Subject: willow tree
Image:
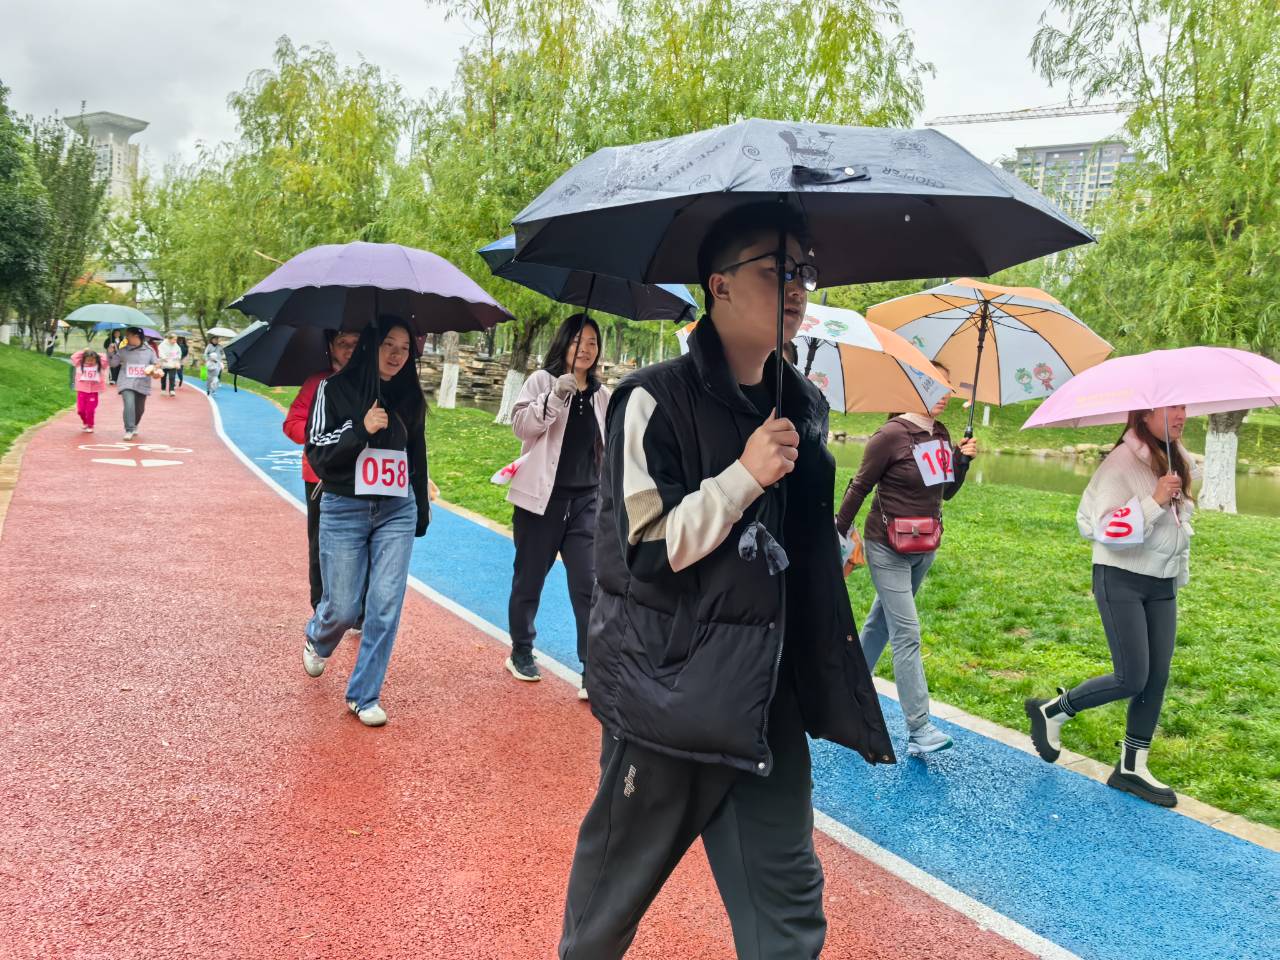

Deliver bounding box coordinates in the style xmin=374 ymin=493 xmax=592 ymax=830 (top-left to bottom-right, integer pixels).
xmin=1033 ymin=0 xmax=1280 ymax=512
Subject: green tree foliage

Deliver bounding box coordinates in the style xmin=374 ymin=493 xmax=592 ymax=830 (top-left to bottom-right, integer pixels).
xmin=0 ymin=83 xmax=51 ymax=324
xmin=1031 ymin=0 xmax=1280 ymax=510
xmin=17 ymin=111 xmax=107 ymax=346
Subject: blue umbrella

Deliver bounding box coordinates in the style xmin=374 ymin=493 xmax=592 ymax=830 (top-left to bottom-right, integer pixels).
xmin=477 ymin=234 xmax=697 ymax=321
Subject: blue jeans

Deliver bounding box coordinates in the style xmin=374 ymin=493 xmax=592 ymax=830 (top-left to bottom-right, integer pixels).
xmin=306 ymin=492 xmax=417 ymax=710
xmin=860 ymin=538 xmax=937 ymax=733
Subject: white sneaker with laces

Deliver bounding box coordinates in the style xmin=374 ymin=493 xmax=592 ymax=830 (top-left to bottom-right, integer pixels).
xmin=907 ymin=721 xmax=954 ymax=757
xmin=122 ymin=431 xmax=134 ymax=441
xmin=302 ymin=639 xmax=327 ymax=677
xmin=348 ymin=700 xmax=387 ymax=726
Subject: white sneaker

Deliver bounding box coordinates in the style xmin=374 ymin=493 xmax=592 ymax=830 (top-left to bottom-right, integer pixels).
xmin=81 ymin=426 xmax=92 ymax=432
xmin=577 ymin=686 xmax=590 ymax=701
xmin=122 ymin=432 xmax=134 ymax=441
xmin=348 ymin=700 xmax=387 ymax=727
xmin=302 ymin=639 xmax=327 ymax=677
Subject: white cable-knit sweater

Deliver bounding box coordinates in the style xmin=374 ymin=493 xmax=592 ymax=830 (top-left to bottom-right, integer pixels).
xmin=1076 ymin=431 xmax=1198 ymax=587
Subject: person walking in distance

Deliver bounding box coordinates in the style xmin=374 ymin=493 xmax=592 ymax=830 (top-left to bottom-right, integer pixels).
xmin=69 ymin=348 xmax=108 ymax=432
xmin=1027 ymin=406 xmax=1197 ymax=808
xmin=284 ymin=328 xmax=361 ymax=612
xmin=558 ymin=203 xmax=893 ymax=959
xmin=158 ymin=333 xmax=182 ymax=397
xmin=834 ymin=365 xmax=977 ymax=756
xmin=203 ymin=337 xmax=226 ymax=394
xmin=107 ymin=327 xmax=159 ymax=441
xmin=504 ymin=314 xmax=610 ymax=697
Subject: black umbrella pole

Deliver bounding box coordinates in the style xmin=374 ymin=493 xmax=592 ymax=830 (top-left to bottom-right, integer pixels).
xmin=965 ymin=306 xmax=989 ymax=439
xmin=775 ymin=231 xmax=785 ymax=416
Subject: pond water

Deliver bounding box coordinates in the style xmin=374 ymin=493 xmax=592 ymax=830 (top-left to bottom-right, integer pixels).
xmin=829 ymin=441 xmax=1280 ymax=518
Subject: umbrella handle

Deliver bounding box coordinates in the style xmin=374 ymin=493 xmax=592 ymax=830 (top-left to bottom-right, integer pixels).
xmin=774 ymin=227 xmax=785 ymax=416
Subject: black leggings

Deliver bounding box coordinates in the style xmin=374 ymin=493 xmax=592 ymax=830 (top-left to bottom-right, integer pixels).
xmin=508 ymin=491 xmax=597 ymax=665
xmin=162 ymin=369 xmax=179 ymax=392
xmin=1065 ymin=565 xmax=1178 ymax=745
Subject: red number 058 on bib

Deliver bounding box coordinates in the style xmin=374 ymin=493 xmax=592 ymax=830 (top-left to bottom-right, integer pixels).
xmin=355 ymin=447 xmax=410 ymax=497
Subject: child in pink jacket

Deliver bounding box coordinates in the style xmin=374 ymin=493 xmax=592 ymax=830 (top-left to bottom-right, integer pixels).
xmin=69 ymin=349 xmax=107 ymax=432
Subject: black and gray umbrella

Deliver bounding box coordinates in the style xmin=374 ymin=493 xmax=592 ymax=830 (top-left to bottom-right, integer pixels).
xmin=478 ymin=234 xmax=698 ymax=321
xmin=223 ymin=320 xmax=335 ymax=387
xmin=512 ymin=119 xmax=1093 ymax=410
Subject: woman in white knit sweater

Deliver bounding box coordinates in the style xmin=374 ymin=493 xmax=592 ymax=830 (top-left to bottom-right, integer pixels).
xmin=1026 ymin=405 xmax=1197 ymax=808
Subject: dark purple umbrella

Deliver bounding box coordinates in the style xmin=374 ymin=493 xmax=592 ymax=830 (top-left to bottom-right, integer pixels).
xmin=229 ymin=241 xmax=514 ymax=335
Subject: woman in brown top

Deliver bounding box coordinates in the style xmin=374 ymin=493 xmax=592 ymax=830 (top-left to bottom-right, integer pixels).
xmin=836 ymin=368 xmax=977 ymax=756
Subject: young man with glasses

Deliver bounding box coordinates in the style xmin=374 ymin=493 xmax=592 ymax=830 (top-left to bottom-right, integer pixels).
xmin=557 ymin=202 xmax=894 ymax=959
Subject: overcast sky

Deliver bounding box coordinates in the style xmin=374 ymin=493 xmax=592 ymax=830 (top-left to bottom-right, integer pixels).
xmin=3 ymin=0 xmax=1128 ymax=170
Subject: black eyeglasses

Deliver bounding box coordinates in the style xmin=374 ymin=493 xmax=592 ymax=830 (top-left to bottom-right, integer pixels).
xmin=714 ymin=252 xmax=820 ymax=292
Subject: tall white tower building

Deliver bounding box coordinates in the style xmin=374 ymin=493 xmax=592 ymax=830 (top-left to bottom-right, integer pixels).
xmin=64 ymin=111 xmax=149 ymax=203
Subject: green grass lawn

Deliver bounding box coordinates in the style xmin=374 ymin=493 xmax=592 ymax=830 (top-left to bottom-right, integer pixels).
xmin=0 ymin=344 xmax=76 ymax=458
xmin=423 ymin=406 xmax=1280 ymax=828
xmin=831 ymin=400 xmax=1280 ymax=469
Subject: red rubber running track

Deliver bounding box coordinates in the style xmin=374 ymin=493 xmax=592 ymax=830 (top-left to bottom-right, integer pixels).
xmin=0 ymin=385 xmax=1034 ymax=959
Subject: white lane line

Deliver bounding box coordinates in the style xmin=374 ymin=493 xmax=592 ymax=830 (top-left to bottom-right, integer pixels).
xmin=197 ymin=382 xmax=1076 ymax=960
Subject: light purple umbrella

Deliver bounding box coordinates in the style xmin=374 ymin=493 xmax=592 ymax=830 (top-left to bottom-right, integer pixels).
xmin=229 ymin=241 xmax=514 ymax=335
xmin=1022 ymin=347 xmax=1280 ymax=458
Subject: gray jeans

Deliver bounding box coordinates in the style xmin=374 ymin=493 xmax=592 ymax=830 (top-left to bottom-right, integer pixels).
xmin=120 ymin=389 xmax=147 ymax=433
xmin=861 ymin=537 xmax=937 ymax=732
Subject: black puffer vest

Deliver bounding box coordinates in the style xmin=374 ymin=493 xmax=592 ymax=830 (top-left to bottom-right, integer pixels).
xmin=588 ymin=316 xmax=894 ymax=775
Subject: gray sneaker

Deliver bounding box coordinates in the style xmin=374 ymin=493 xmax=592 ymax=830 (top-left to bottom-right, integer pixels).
xmin=907 ymin=721 xmax=954 ymax=757
xmin=505 ymin=650 xmax=541 ymax=682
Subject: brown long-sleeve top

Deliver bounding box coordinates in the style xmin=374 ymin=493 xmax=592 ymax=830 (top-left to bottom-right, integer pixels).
xmin=836 ymin=417 xmax=971 ymax=547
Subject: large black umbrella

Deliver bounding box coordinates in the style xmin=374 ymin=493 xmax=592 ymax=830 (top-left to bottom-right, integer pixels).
xmin=512 ymin=120 xmax=1093 ymax=411
xmin=224 ymin=320 xmax=335 ymax=387
xmin=478 ymin=234 xmax=698 ymax=321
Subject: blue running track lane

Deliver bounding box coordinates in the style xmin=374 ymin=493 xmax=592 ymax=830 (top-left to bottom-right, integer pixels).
xmin=202 ymin=380 xmax=1279 ymax=960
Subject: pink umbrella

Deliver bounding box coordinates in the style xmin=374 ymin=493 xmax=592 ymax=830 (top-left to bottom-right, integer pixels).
xmin=1022 ymin=347 xmax=1280 ymax=429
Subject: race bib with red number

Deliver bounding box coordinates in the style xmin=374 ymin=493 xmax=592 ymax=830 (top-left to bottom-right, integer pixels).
xmin=1097 ymin=496 xmax=1144 ymax=546
xmin=79 ymin=367 xmax=101 ymax=382
xmin=125 ymin=363 xmax=149 ymax=379
xmin=355 ymin=447 xmax=410 ymax=497
xmin=911 ymin=439 xmax=955 ymax=488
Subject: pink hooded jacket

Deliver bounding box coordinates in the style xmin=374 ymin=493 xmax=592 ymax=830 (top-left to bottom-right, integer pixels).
xmin=69 ymin=351 xmax=109 ymax=393
xmin=506 ymin=368 xmax=609 ymax=516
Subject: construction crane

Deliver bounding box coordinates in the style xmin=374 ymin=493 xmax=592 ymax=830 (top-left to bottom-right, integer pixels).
xmin=925 ymin=102 xmax=1133 ymax=126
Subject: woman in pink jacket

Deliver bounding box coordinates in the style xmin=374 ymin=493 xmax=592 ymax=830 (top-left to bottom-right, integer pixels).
xmin=69 ymin=349 xmax=108 ymax=432
xmin=505 ymin=314 xmax=610 ymax=695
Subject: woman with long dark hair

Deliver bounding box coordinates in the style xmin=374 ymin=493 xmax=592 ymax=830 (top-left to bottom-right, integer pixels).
xmin=303 ymin=316 xmax=431 ymax=726
xmin=1027 ymin=406 xmax=1196 ymax=807
xmin=504 ymin=314 xmax=610 ymax=695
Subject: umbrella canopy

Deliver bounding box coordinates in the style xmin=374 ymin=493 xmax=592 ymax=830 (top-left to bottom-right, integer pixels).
xmin=141 ymin=328 xmax=164 ymax=340
xmin=1022 ymin=347 xmax=1280 ymax=429
xmin=678 ymin=304 xmax=952 ymax=414
xmin=205 ymin=326 xmax=239 ymax=338
xmin=867 ymin=278 xmax=1112 ymax=436
xmin=478 ymin=234 xmax=697 ymax=321
xmin=224 ymin=321 xmax=336 ymax=387
xmin=69 ymin=303 xmax=152 ymax=331
xmin=230 ymin=241 xmax=513 ymax=336
xmin=512 ymin=119 xmax=1093 ymax=286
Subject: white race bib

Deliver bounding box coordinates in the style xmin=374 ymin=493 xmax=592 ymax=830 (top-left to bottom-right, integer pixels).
xmin=911 ymin=439 xmax=955 ymax=487
xmin=79 ymin=367 xmax=101 ymax=382
xmin=125 ymin=363 xmax=149 ymax=379
xmin=355 ymin=447 xmax=410 ymax=497
xmin=1096 ymin=496 xmax=1144 ymax=546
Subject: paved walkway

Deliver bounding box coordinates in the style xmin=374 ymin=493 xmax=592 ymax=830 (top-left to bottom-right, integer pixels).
xmin=0 ymin=381 xmax=1276 ymax=960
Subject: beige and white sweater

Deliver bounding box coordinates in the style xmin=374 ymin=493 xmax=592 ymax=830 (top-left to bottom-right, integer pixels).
xmin=1076 ymin=431 xmax=1198 ymax=587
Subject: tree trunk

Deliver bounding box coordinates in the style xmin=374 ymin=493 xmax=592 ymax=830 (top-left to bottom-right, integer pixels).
xmin=436 ymin=331 xmax=461 ymax=409
xmin=494 ymin=317 xmax=545 ymax=425
xmin=1199 ymin=409 xmax=1246 ymax=513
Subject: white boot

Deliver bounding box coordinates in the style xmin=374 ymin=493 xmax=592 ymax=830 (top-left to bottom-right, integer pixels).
xmin=1108 ymin=741 xmax=1177 ymax=807
xmin=1025 ymin=687 xmax=1072 ymax=763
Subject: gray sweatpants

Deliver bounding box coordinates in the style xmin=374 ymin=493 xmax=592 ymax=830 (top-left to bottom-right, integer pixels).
xmin=1065 ymin=564 xmax=1178 ymax=744
xmin=861 ymin=538 xmax=937 ymax=732
xmin=121 ymin=389 xmax=148 ymax=433
xmin=559 ymin=675 xmax=825 ymax=959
